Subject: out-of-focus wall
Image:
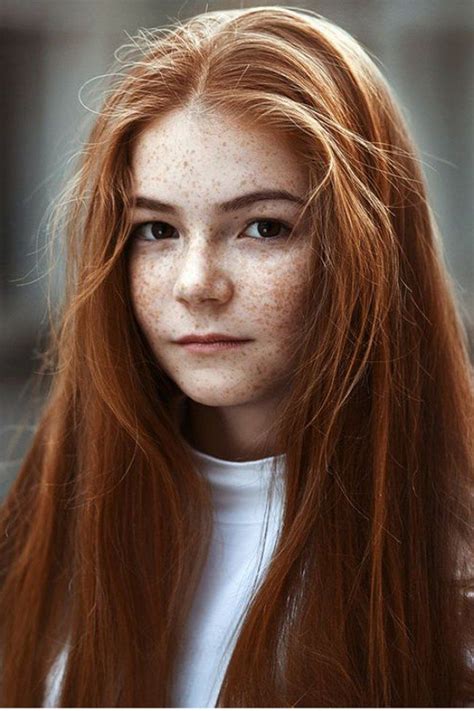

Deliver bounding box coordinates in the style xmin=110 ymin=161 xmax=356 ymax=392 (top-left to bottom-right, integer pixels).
xmin=1 ymin=0 xmax=473 ymax=498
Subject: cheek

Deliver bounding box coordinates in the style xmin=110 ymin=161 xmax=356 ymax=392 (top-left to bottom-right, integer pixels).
xmin=128 ymin=254 xmax=165 ymax=333
xmin=253 ymin=257 xmax=309 ymax=338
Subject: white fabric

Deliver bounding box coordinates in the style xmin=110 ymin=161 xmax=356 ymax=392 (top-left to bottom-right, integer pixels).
xmin=43 ymin=444 xmax=285 ymax=707
xmin=171 ymin=445 xmax=285 ymax=707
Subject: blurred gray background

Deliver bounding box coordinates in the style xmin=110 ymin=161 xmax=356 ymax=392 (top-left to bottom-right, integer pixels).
xmin=1 ymin=0 xmax=473 ymax=499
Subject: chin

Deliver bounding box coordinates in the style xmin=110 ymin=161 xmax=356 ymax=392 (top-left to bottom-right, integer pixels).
xmin=178 ymin=382 xmax=257 ymax=409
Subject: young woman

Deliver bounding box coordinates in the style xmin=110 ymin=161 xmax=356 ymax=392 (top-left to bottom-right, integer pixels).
xmin=1 ymin=6 xmax=472 ymax=707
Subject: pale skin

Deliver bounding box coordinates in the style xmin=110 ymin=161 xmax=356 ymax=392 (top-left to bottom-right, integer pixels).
xmin=127 ymin=105 xmax=311 ymax=461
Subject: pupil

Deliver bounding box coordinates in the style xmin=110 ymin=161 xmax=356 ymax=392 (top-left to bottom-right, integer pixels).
xmin=259 ymin=220 xmax=280 ymax=238
xmin=151 ymin=222 xmax=174 ymax=239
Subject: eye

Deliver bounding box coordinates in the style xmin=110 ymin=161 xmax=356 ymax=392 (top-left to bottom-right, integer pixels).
xmin=243 ymin=219 xmax=292 ymax=240
xmin=130 ymin=219 xmax=292 ymax=242
xmin=131 ymin=221 xmax=178 ymax=241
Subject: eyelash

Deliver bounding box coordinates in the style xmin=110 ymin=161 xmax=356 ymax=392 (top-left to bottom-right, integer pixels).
xmin=130 ymin=218 xmax=292 ymax=243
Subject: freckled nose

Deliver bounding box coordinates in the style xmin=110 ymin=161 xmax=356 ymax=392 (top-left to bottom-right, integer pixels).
xmin=172 ymin=242 xmax=233 ymax=305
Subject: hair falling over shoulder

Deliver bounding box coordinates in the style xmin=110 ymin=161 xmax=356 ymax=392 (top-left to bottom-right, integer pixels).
xmin=1 ymin=6 xmax=473 ymax=706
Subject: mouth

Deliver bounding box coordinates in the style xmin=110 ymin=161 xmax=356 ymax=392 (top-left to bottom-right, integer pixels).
xmin=175 ymin=339 xmax=253 ymax=353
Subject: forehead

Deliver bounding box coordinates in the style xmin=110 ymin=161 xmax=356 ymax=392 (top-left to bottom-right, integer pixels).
xmin=131 ymin=107 xmax=309 ymax=202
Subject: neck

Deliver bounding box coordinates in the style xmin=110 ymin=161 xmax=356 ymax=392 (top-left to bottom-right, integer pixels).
xmin=181 ymin=397 xmax=284 ymax=462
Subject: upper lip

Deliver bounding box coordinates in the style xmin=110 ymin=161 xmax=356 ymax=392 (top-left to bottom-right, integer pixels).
xmin=175 ymin=333 xmax=251 ymax=344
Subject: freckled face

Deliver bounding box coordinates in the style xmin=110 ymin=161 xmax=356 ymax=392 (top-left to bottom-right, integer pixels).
xmin=127 ymin=106 xmax=311 ymax=409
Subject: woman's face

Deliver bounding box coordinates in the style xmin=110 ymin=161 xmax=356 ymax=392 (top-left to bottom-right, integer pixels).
xmin=128 ymin=106 xmax=311 ymax=413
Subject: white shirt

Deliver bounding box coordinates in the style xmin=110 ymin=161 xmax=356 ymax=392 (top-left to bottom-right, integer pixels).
xmin=171 ymin=444 xmax=285 ymax=707
xmin=43 ymin=444 xmax=285 ymax=707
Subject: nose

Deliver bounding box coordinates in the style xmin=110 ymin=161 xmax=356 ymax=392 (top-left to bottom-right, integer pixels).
xmin=172 ymin=238 xmax=233 ymax=305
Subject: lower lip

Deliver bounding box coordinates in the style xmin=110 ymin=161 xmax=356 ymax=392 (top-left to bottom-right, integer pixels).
xmin=177 ymin=340 xmax=252 ymax=353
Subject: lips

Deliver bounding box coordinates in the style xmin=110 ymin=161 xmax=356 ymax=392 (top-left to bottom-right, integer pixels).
xmin=175 ymin=333 xmax=251 ymax=344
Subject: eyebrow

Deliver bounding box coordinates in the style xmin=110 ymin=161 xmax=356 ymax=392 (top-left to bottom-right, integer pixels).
xmin=131 ymin=190 xmax=305 ymax=214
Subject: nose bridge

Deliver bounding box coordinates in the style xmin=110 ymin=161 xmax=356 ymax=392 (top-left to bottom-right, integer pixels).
xmin=173 ymin=230 xmax=231 ymax=303
xmin=178 ymin=231 xmax=216 ymax=282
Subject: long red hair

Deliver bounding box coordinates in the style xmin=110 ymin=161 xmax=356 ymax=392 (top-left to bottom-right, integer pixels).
xmin=1 ymin=6 xmax=472 ymax=706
